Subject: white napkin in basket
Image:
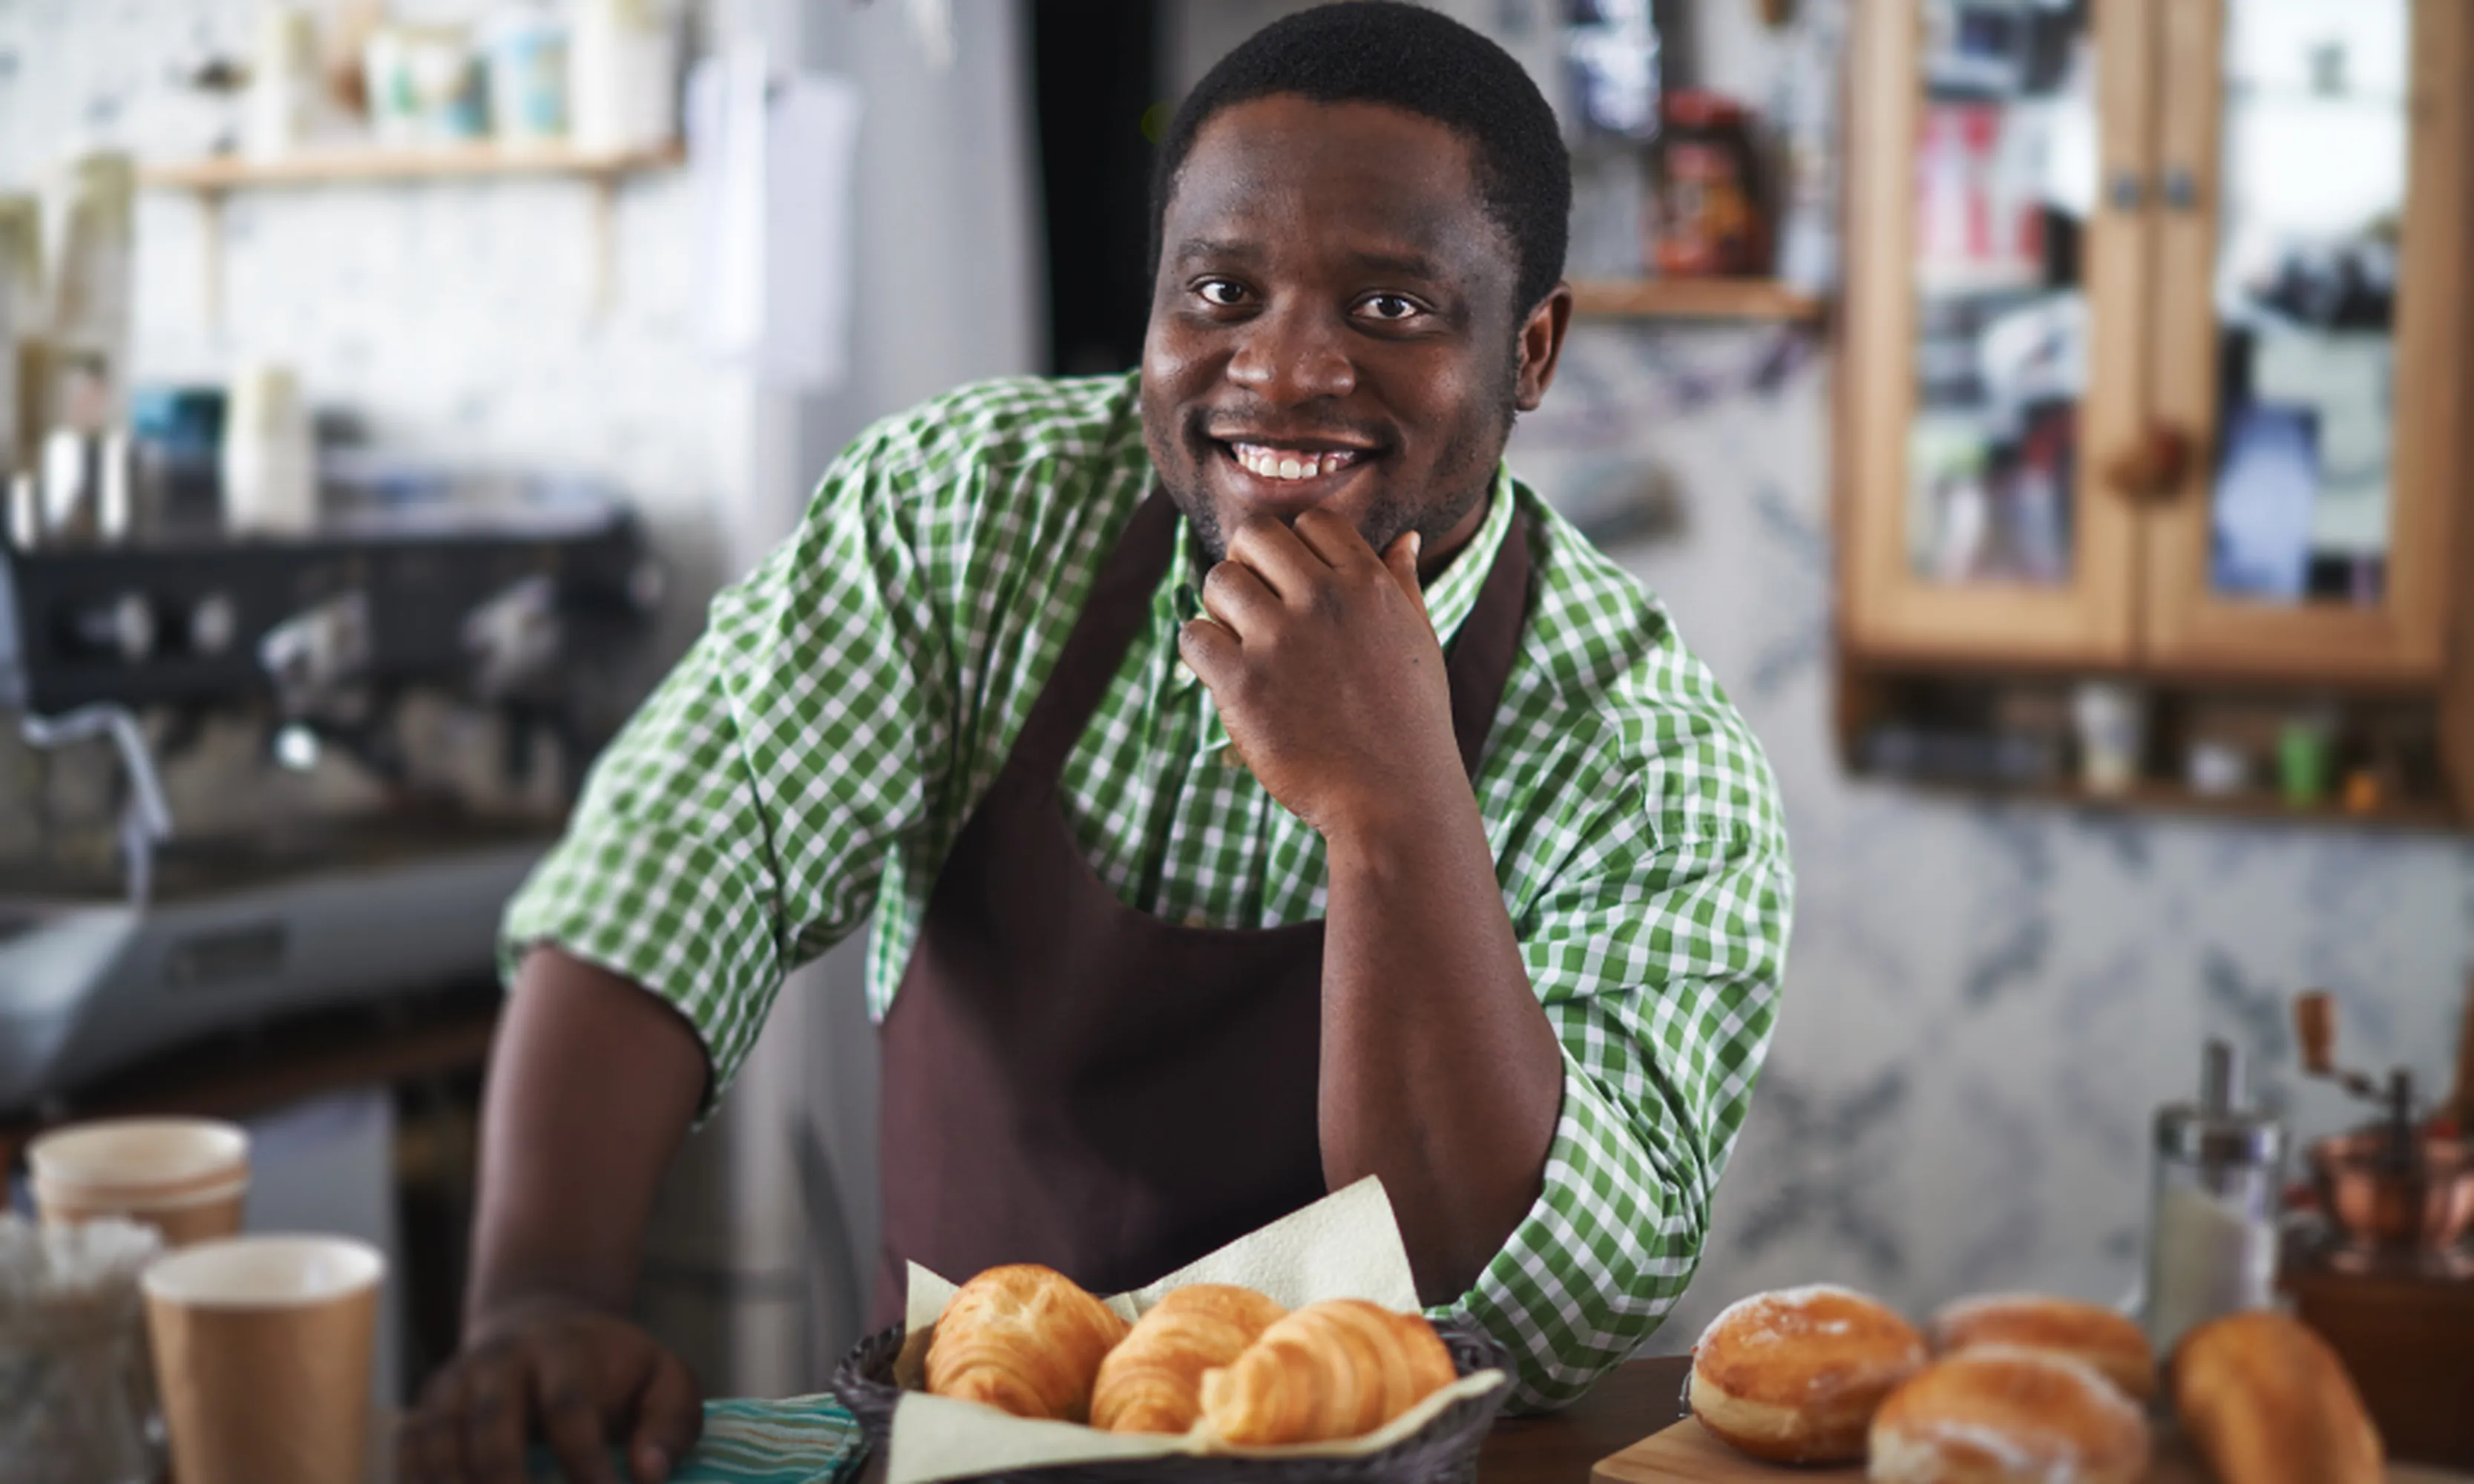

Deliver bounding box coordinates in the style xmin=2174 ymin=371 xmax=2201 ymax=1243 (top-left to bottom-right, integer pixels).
xmin=886 ymin=1176 xmax=1507 ymax=1484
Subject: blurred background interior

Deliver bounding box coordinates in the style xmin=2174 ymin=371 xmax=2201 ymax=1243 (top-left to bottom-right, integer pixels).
xmin=4 ymin=0 xmax=2473 ymax=1418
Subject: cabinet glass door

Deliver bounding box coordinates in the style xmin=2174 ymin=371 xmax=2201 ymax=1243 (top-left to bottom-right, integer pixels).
xmin=1841 ymin=0 xmax=2149 ymax=665
xmin=2143 ymin=0 xmax=2470 ymax=680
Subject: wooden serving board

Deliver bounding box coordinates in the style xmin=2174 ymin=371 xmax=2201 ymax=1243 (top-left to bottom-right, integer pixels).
xmin=1591 ymin=1419 xmax=2473 ymax=1484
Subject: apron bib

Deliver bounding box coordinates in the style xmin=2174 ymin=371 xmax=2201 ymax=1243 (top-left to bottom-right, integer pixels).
xmin=872 ymin=490 xmax=1531 ymax=1322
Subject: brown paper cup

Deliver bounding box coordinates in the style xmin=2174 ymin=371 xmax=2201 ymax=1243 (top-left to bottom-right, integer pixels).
xmin=30 ymin=1117 xmax=250 ymax=1250
xmin=36 ymin=1174 xmax=249 ymax=1247
xmin=29 ymin=1117 xmax=249 ymax=1194
xmin=143 ymin=1235 xmax=385 ymax=1484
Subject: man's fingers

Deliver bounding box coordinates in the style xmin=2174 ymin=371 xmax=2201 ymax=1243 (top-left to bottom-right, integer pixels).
xmin=404 ymin=1367 xmax=473 ymax=1484
xmin=1177 ymin=617 xmax=1240 ymax=688
xmin=627 ymin=1351 xmax=704 ymax=1484
xmin=462 ymin=1350 xmax=534 ymax=1484
xmin=1224 ymin=516 xmax=1327 ymax=600
xmin=534 ymin=1344 xmax=620 ymax=1484
xmin=1292 ymin=506 xmax=1379 ymax=572
xmin=1198 ymin=557 xmax=1278 ymax=637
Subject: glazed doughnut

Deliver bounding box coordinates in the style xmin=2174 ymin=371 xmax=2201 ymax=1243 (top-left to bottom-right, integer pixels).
xmin=1929 ymin=1293 xmax=2156 ymax=1400
xmin=1689 ymin=1284 xmax=1928 ymax=1463
xmin=1868 ymin=1345 xmax=2150 ymax=1484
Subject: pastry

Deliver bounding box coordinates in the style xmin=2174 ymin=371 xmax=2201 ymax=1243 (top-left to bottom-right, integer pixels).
xmin=922 ymin=1264 xmax=1131 ymax=1422
xmin=1868 ymin=1345 xmax=2150 ymax=1483
xmin=1092 ymin=1284 xmax=1287 ymax=1434
xmin=1198 ymin=1298 xmax=1457 ymax=1445
xmin=1689 ymin=1284 xmax=1927 ymax=1463
xmin=2172 ymin=1310 xmax=2382 ymax=1484
xmin=1929 ymin=1293 xmax=2156 ymax=1399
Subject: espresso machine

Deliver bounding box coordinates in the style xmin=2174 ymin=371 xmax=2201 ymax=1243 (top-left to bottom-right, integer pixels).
xmin=0 ymin=500 xmax=660 ymax=1112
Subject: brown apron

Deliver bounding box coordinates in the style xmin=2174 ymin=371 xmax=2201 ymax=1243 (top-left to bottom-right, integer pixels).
xmin=871 ymin=490 xmax=1532 ymax=1324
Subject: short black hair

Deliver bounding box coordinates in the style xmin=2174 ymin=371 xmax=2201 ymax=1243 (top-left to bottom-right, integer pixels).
xmin=1148 ymin=1 xmax=1571 ymax=317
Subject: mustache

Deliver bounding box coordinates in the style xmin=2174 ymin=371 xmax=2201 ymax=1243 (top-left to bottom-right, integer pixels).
xmin=1186 ymin=405 xmax=1393 ymax=451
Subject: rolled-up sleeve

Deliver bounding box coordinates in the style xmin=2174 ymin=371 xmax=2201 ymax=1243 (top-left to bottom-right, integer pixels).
xmin=500 ymin=628 xmax=787 ymax=1074
xmin=1437 ymin=702 xmax=1791 ymax=1411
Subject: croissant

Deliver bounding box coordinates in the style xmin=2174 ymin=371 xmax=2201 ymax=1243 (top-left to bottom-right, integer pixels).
xmin=1198 ymin=1298 xmax=1457 ymax=1445
xmin=923 ymin=1264 xmax=1131 ymax=1422
xmin=1092 ymin=1284 xmax=1288 ymax=1434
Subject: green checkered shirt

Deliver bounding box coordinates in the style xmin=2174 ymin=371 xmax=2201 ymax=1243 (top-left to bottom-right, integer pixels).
xmin=503 ymin=372 xmax=1791 ymax=1413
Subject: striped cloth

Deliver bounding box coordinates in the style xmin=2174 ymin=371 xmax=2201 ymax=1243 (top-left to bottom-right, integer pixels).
xmin=526 ymin=1396 xmax=864 ymax=1484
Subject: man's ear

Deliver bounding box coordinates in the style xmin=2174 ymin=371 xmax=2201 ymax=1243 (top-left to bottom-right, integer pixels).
xmin=1513 ymin=283 xmax=1573 ymax=413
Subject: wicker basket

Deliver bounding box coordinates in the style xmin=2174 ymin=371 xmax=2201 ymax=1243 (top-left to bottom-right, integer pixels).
xmin=827 ymin=1315 xmax=1512 ymax=1484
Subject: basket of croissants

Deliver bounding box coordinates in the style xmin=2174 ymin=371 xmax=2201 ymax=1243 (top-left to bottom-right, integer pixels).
xmin=829 ymin=1262 xmax=1512 ymax=1484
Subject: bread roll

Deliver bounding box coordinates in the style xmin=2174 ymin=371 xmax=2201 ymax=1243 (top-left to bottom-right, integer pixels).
xmin=1690 ymin=1285 xmax=1927 ymax=1463
xmin=1930 ymin=1293 xmax=2156 ymax=1399
xmin=1198 ymin=1298 xmax=1457 ymax=1445
xmin=1868 ymin=1346 xmax=2149 ymax=1484
xmin=2173 ymin=1310 xmax=2381 ymax=1484
xmin=922 ymin=1264 xmax=1131 ymax=1422
xmin=1092 ymin=1284 xmax=1287 ymax=1434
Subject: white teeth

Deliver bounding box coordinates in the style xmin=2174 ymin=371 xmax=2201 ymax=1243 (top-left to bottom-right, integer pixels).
xmin=1230 ymin=443 xmax=1360 ymax=482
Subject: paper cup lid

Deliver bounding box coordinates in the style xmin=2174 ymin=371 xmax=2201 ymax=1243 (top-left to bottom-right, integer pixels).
xmin=144 ymin=1235 xmax=385 ymax=1309
xmin=29 ymin=1117 xmax=249 ymax=1192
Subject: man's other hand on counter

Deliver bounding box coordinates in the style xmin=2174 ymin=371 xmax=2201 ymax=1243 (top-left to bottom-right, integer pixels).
xmin=398 ymin=1293 xmax=703 ymax=1484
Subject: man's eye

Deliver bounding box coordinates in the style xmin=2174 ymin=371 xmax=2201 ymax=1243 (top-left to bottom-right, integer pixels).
xmin=1359 ymin=294 xmax=1420 ymax=322
xmin=1196 ymin=280 xmax=1247 ymax=307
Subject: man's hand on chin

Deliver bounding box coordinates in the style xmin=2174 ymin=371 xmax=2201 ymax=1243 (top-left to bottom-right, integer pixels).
xmin=1175 ymin=507 xmax=1465 ymax=847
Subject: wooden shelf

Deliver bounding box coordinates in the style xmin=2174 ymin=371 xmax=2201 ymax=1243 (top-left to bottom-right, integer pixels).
xmin=1872 ymin=772 xmax=2461 ymax=833
xmin=137 ymin=142 xmax=683 ymax=323
xmin=138 ymin=141 xmax=683 ymax=191
xmin=1567 ymin=277 xmax=1827 ymax=322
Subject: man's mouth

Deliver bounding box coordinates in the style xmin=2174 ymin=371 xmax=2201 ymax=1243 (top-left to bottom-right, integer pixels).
xmin=1223 ymin=441 xmax=1370 ymax=482
xmin=1207 ymin=433 xmax=1385 ymax=508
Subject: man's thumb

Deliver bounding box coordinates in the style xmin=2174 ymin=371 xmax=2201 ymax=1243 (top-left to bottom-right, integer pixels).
xmin=1385 ymin=530 xmax=1425 ymax=608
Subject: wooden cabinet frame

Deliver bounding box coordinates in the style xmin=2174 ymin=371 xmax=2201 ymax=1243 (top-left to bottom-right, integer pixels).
xmin=1836 ymin=0 xmax=2474 ymax=826
xmin=2141 ymin=0 xmax=2471 ymax=684
xmin=1840 ymin=0 xmax=2474 ymax=677
xmin=1840 ymin=0 xmax=2159 ymax=667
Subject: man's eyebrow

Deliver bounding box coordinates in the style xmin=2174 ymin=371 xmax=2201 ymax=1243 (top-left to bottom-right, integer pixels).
xmin=1342 ymin=248 xmax=1446 ymax=282
xmin=1169 ymin=239 xmax=1451 ymax=283
xmin=1170 ymin=237 xmax=1263 ymax=266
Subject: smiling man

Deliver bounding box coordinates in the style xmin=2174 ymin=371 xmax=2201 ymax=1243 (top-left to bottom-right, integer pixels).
xmin=401 ymin=5 xmax=1790 ymax=1482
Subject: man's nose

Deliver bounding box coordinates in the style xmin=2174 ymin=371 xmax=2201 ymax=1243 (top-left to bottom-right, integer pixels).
xmin=1224 ymin=302 xmax=1356 ymax=402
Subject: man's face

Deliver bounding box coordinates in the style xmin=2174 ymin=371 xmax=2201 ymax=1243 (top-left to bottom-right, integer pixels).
xmin=1141 ymin=96 xmax=1567 ymax=566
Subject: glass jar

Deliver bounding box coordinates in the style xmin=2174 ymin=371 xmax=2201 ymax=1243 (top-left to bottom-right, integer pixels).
xmin=0 ymin=1298 xmax=157 ymax=1484
xmin=1647 ymin=90 xmax=1770 ymax=277
xmin=2144 ymin=1042 xmax=2288 ymax=1356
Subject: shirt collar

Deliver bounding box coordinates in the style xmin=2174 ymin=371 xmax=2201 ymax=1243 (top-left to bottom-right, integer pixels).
xmin=1161 ymin=465 xmax=1518 ymax=754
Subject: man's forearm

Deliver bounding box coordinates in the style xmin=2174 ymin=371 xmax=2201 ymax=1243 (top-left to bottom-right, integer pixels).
xmin=467 ymin=948 xmax=709 ymax=1327
xmin=1319 ymin=783 xmax=1564 ymax=1306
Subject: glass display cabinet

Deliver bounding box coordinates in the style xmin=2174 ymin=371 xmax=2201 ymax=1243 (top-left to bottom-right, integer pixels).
xmin=1836 ymin=0 xmax=2473 ymax=825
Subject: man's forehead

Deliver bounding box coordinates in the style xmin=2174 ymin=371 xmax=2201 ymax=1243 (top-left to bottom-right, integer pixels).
xmin=1165 ymin=95 xmax=1499 ymax=263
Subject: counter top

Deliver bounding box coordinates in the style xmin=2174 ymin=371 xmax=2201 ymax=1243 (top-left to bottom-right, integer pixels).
xmin=1478 ymin=1358 xmax=1690 ymax=1482
xmin=833 ymin=1357 xmax=1691 ymax=1484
